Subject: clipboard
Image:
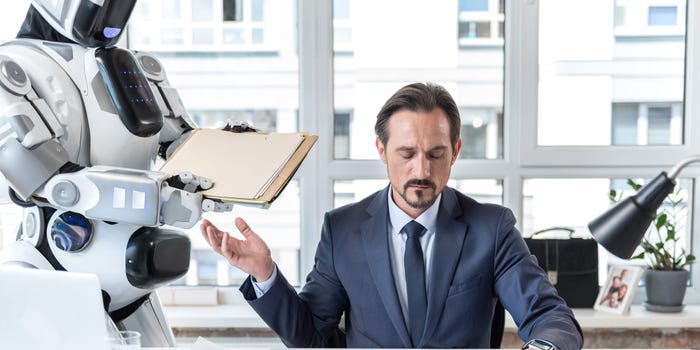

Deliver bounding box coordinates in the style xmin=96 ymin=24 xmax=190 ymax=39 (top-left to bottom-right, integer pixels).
xmin=160 ymin=128 xmax=317 ymax=207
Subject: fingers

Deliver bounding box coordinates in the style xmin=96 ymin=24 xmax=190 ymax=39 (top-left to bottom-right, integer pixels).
xmin=235 ymin=217 xmax=256 ymax=239
xmin=221 ymin=229 xmax=232 ymax=258
xmin=205 ymin=226 xmax=223 ymax=254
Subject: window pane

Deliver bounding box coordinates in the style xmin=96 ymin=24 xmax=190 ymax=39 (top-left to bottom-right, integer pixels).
xmin=192 ymin=0 xmax=213 ymax=21
xmin=523 ymin=178 xmax=691 ymax=283
xmin=334 ymin=0 xmax=350 ymax=19
xmin=128 ymin=0 xmax=300 ymax=286
xmin=223 ymin=0 xmax=243 ymax=22
xmin=192 ymin=28 xmax=214 ymax=45
xmin=458 ymin=21 xmax=491 ymax=39
xmin=251 ymin=0 xmax=265 ymax=21
xmin=162 ymin=0 xmax=181 ymax=20
xmin=333 ymin=0 xmax=504 ymax=160
xmin=160 ymin=28 xmax=184 ymax=45
xmin=459 ymin=0 xmax=489 ymax=12
xmin=648 ymin=6 xmax=677 ymax=26
xmin=537 ymin=0 xmax=686 ymax=146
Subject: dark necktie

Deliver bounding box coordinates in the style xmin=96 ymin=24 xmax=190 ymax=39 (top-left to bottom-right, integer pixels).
xmin=403 ymin=220 xmax=427 ymax=347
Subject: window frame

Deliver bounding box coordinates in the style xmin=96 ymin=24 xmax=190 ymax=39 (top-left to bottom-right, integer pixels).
xmin=300 ymin=0 xmax=700 ymax=303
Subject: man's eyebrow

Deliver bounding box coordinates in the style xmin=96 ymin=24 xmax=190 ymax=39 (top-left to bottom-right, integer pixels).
xmin=395 ymin=145 xmax=448 ymax=152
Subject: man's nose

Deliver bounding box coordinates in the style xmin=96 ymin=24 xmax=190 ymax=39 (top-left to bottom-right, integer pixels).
xmin=412 ymin=154 xmax=431 ymax=178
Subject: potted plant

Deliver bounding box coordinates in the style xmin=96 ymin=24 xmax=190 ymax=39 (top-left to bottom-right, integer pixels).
xmin=610 ymin=178 xmax=696 ymax=312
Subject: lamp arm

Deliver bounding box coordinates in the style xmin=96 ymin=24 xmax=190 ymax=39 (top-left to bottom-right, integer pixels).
xmin=667 ymin=155 xmax=700 ymax=180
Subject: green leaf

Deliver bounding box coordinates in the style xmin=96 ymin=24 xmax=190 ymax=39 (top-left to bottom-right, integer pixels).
xmin=656 ymin=213 xmax=667 ymax=230
xmin=631 ymin=252 xmax=645 ymax=260
xmin=627 ymin=178 xmax=642 ymax=191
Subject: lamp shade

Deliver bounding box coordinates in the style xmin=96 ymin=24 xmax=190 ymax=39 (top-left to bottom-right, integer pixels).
xmin=587 ymin=173 xmax=675 ymax=259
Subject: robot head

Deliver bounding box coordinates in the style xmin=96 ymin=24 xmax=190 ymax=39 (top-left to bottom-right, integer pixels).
xmin=29 ymin=0 xmax=137 ymax=47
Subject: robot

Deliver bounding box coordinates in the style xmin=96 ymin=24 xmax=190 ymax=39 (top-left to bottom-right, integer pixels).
xmin=0 ymin=0 xmax=234 ymax=346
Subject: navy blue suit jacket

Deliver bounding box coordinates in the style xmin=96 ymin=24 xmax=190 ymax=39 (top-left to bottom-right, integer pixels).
xmin=240 ymin=186 xmax=583 ymax=349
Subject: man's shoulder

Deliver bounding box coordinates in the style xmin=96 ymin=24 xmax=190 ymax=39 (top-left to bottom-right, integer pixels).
xmin=448 ymin=187 xmax=507 ymax=211
xmin=328 ymin=186 xmax=386 ymax=218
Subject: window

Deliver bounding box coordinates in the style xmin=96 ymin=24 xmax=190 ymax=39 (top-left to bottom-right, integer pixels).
xmin=537 ymin=0 xmax=686 ymax=146
xmin=334 ymin=111 xmax=352 ymax=159
xmin=0 ymin=0 xmax=700 ymax=307
xmin=459 ymin=0 xmax=489 ymax=12
xmin=522 ymin=0 xmax=700 ymax=301
xmin=223 ymin=0 xmax=243 ymax=22
xmin=129 ymin=0 xmax=278 ymax=51
xmin=614 ymin=0 xmax=686 ymax=36
xmin=333 ymin=0 xmax=504 ymax=160
xmin=649 ymin=6 xmax=678 ymax=26
xmin=128 ymin=0 xmax=301 ymax=286
xmin=611 ymin=102 xmax=682 ymax=145
xmin=333 ymin=0 xmax=352 ymax=51
xmin=458 ymin=0 xmax=504 ymax=45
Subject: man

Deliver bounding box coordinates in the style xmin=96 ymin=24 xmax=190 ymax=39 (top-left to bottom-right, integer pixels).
xmin=201 ymin=82 xmax=583 ymax=349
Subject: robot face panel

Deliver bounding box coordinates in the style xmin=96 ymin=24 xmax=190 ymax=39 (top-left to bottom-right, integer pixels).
xmin=95 ymin=47 xmax=164 ymax=137
xmin=30 ymin=0 xmax=137 ymax=47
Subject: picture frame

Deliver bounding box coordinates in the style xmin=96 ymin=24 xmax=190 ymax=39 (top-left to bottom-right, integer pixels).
xmin=594 ymin=265 xmax=643 ymax=315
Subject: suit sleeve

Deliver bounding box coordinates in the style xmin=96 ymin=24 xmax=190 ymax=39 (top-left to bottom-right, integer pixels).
xmin=239 ymin=212 xmax=348 ymax=348
xmin=492 ymin=208 xmax=584 ymax=350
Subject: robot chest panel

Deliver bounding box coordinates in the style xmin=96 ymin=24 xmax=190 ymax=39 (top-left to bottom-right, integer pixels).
xmin=86 ymin=117 xmax=160 ymax=170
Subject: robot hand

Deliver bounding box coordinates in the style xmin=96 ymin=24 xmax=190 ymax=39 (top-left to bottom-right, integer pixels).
xmin=222 ymin=120 xmax=259 ymax=133
xmin=161 ymin=171 xmax=233 ymax=228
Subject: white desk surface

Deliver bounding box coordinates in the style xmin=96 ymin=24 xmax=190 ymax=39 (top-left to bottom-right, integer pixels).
xmin=164 ymin=304 xmax=700 ymax=329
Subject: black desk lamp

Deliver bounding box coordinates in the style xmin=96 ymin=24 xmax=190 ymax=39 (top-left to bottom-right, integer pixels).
xmin=587 ymin=156 xmax=700 ymax=259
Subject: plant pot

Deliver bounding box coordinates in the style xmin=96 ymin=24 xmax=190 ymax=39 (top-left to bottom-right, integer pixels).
xmin=644 ymin=269 xmax=689 ymax=312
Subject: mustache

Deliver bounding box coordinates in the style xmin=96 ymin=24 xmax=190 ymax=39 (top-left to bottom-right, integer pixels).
xmin=404 ymin=179 xmax=436 ymax=190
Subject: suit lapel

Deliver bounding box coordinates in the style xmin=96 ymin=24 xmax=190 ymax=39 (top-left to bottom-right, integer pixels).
xmin=421 ymin=188 xmax=467 ymax=346
xmin=361 ymin=186 xmax=412 ymax=348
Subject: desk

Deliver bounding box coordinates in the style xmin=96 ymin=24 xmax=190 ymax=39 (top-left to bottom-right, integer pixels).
xmin=164 ymin=304 xmax=700 ymax=348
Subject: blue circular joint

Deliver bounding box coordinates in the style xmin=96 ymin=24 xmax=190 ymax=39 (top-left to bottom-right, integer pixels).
xmin=50 ymin=212 xmax=93 ymax=252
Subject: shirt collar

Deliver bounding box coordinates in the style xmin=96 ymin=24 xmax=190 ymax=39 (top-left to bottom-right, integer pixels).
xmin=387 ymin=185 xmax=441 ymax=234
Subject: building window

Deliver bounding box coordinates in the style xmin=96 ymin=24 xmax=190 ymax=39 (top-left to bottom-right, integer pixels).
xmin=538 ymin=0 xmax=686 ymax=146
xmin=611 ymin=103 xmax=682 ymax=146
xmin=334 ymin=0 xmax=504 ymax=160
xmin=648 ymin=6 xmax=678 ymax=26
xmin=192 ymin=0 xmax=213 ymax=21
xmin=333 ymin=0 xmax=352 ymax=52
xmin=334 ymin=111 xmax=352 ymax=159
xmin=223 ymin=0 xmax=243 ymax=22
xmin=458 ymin=0 xmax=504 ymax=46
xmin=613 ymin=1 xmax=686 ymax=36
xmin=459 ymin=0 xmax=489 ymax=12
xmin=459 ymin=108 xmax=502 ymax=160
xmin=129 ymin=0 xmax=276 ymax=52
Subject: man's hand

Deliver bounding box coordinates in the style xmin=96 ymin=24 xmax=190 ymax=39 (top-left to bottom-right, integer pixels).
xmin=200 ymin=218 xmax=275 ymax=282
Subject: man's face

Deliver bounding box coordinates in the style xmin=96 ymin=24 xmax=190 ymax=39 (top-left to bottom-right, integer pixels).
xmin=376 ymin=108 xmax=462 ymax=218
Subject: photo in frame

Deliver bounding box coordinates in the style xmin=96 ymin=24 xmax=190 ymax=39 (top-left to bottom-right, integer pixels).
xmin=594 ymin=265 xmax=643 ymax=315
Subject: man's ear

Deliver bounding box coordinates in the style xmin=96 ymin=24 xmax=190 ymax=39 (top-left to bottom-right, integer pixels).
xmin=376 ymin=138 xmax=388 ymax=164
xmin=451 ymin=138 xmax=462 ymax=165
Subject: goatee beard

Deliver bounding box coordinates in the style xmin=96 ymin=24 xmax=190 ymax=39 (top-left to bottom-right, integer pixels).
xmin=400 ymin=179 xmax=437 ymax=209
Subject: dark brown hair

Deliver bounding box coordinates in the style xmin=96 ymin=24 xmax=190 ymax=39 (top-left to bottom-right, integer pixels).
xmin=374 ymin=82 xmax=460 ymax=147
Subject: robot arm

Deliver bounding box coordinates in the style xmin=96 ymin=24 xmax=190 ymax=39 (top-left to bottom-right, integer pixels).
xmin=134 ymin=51 xmax=197 ymax=159
xmin=41 ymin=166 xmax=210 ymax=228
xmin=0 ymin=54 xmax=229 ymax=229
xmin=0 ymin=55 xmax=69 ymax=202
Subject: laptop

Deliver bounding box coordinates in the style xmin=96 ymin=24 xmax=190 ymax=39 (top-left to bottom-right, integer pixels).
xmin=0 ymin=268 xmax=107 ymax=350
